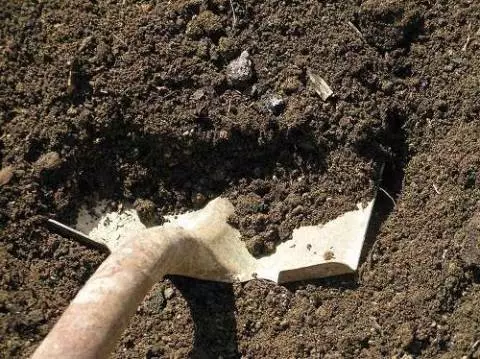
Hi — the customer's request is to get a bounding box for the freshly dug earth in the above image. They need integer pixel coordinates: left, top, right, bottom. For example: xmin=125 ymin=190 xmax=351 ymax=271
xmin=1 ymin=0 xmax=480 ymax=358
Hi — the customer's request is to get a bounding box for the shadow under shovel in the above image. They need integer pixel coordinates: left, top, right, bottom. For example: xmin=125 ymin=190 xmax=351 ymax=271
xmin=166 ymin=179 xmax=401 ymax=358
xmin=172 ymin=276 xmax=241 ymax=359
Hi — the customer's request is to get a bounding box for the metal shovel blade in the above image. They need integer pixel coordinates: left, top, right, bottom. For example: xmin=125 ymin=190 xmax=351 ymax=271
xmin=68 ymin=196 xmax=374 ymax=284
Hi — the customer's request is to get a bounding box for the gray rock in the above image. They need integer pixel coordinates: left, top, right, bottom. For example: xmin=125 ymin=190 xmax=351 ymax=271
xmin=133 ymin=198 xmax=158 ymax=226
xmin=163 ymin=287 xmax=175 ymax=299
xmin=265 ymin=95 xmax=285 ymax=115
xmin=146 ymin=289 xmax=166 ymax=312
xmin=191 ymin=89 xmax=205 ymax=101
xmin=226 ymin=51 xmax=253 ymax=87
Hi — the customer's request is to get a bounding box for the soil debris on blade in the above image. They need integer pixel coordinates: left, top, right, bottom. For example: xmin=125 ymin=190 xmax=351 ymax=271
xmin=75 ymin=201 xmax=146 ymax=251
xmin=66 ymin=196 xmax=375 ymax=283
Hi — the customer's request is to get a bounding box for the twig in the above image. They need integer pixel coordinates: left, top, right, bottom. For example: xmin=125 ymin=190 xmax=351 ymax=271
xmin=347 ymin=21 xmax=365 ymax=42
xmin=66 ymin=61 xmax=74 ymax=93
xmin=160 ymin=89 xmax=180 ymax=101
xmin=462 ymin=34 xmax=471 ymax=51
xmin=432 ymin=183 xmax=441 ymax=194
xmin=471 ymin=340 xmax=480 ymax=352
xmin=462 ymin=24 xmax=472 ymax=52
xmin=377 ymin=186 xmax=396 ymax=208
xmin=47 ymin=219 xmax=110 ymax=253
xmin=112 ymin=33 xmax=127 ymax=47
xmin=229 ymin=0 xmax=238 ymax=28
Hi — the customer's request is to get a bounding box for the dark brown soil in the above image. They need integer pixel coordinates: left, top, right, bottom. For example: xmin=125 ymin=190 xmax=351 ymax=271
xmin=1 ymin=0 xmax=480 ymax=357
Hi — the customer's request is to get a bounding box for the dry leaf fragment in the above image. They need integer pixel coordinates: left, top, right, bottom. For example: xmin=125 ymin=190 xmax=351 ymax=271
xmin=307 ymin=69 xmax=333 ymax=101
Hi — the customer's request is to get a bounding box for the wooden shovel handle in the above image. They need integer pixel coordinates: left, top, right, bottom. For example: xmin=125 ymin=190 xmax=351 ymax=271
xmin=32 ymin=227 xmax=186 ymax=359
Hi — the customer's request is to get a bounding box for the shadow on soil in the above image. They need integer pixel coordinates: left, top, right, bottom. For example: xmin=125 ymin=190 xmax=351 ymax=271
xmin=359 ymin=104 xmax=410 ymax=264
xmin=172 ymin=277 xmax=241 ymax=359
xmin=54 ymin=119 xmax=329 ymax=226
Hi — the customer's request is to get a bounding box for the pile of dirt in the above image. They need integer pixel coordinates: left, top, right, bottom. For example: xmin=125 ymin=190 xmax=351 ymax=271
xmin=1 ymin=0 xmax=480 ymax=357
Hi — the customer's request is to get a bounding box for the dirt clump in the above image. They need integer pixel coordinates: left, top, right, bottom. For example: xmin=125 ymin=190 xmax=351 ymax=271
xmin=357 ymin=0 xmax=424 ymax=52
xmin=0 ymin=166 xmax=14 ymax=186
xmin=34 ymin=151 xmax=62 ymax=172
xmin=455 ymin=215 xmax=480 ymax=267
xmin=134 ymin=198 xmax=161 ymax=227
xmin=186 ymin=10 xmax=223 ymax=39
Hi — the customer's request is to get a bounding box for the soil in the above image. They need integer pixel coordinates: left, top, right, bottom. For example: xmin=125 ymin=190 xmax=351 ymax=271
xmin=1 ymin=0 xmax=480 ymax=358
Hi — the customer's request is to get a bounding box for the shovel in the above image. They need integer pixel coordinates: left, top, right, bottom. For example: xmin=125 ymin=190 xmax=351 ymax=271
xmin=32 ymin=196 xmax=374 ymax=358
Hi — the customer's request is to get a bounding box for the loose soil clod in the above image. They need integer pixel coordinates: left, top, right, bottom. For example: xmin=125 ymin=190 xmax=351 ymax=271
xmin=0 ymin=166 xmax=14 ymax=186
xmin=34 ymin=151 xmax=62 ymax=172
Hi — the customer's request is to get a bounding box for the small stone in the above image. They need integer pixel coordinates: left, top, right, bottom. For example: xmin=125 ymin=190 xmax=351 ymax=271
xmin=78 ymin=35 xmax=94 ymax=53
xmin=133 ymin=199 xmax=159 ymax=226
xmin=218 ymin=36 xmax=237 ymax=60
xmin=146 ymin=344 xmax=165 ymax=358
xmin=291 ymin=205 xmax=304 ymax=215
xmin=191 ymin=192 xmax=207 ymax=208
xmin=195 ymin=40 xmax=210 ymax=59
xmin=246 ymin=236 xmax=265 ymax=257
xmin=35 ymin=151 xmax=61 ymax=171
xmin=140 ymin=3 xmax=153 ymax=13
xmin=94 ymin=41 xmax=113 ymax=65
xmin=265 ymin=95 xmax=285 ymax=115
xmin=250 ymin=85 xmax=259 ymax=97
xmin=27 ymin=309 xmax=45 ymax=325
xmin=281 ymin=76 xmax=301 ymax=94
xmin=395 ymin=322 xmax=414 ymax=349
xmin=218 ymin=129 xmax=229 ymax=140
xmin=286 ymin=193 xmax=303 ymax=207
xmin=323 ymin=250 xmax=335 ymax=260
xmin=163 ymin=287 xmax=175 ymax=299
xmin=185 ymin=11 xmax=222 ymax=39
xmin=191 ymin=89 xmax=205 ymax=101
xmin=273 ymin=318 xmax=289 ymax=331
xmin=226 ymin=51 xmax=253 ymax=87
xmin=381 ymin=80 xmax=394 ymax=94
xmin=147 ymin=289 xmax=166 ymax=312
xmin=0 ymin=166 xmax=14 ymax=186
